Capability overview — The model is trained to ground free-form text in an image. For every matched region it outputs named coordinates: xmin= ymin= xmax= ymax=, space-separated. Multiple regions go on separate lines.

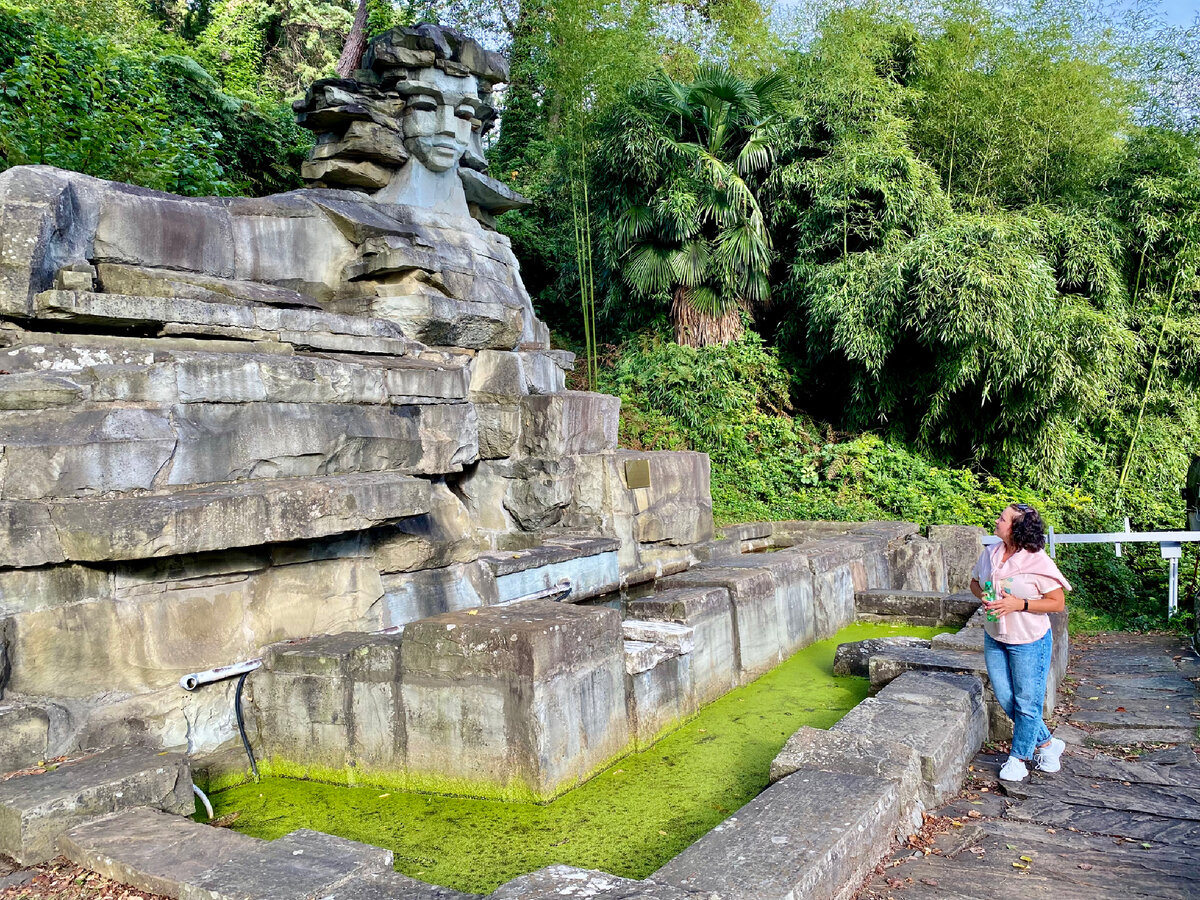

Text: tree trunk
xmin=336 ymin=0 xmax=370 ymax=78
xmin=671 ymin=288 xmax=742 ymax=348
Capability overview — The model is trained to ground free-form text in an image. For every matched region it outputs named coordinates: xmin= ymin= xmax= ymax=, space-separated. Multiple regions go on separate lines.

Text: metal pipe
xmin=496 ymin=578 xmax=573 ymax=607
xmin=193 ymin=784 xmax=214 ymax=820
xmin=180 ymin=659 xmax=262 ymax=692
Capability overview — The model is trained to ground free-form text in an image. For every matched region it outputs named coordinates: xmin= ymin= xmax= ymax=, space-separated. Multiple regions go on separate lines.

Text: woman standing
xmin=969 ymin=503 xmax=1071 ymax=782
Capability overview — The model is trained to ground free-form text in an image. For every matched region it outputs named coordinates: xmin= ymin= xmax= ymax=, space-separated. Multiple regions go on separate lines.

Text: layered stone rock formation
xmin=0 ymin=25 xmax=710 ymax=764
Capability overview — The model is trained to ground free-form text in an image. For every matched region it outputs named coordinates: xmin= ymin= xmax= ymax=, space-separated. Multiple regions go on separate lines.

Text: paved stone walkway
xmin=856 ymin=633 xmax=1200 ymax=900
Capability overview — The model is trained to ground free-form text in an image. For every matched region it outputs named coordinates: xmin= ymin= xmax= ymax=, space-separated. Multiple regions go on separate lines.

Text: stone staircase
xmin=0 ymin=748 xmax=192 ymax=865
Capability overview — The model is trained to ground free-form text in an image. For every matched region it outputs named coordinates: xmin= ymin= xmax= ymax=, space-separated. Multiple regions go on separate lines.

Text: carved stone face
xmin=398 ymin=69 xmax=480 ymax=173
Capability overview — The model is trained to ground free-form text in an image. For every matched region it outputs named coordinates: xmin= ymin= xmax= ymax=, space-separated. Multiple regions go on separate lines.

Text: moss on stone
xmin=209 ymin=623 xmax=947 ymax=894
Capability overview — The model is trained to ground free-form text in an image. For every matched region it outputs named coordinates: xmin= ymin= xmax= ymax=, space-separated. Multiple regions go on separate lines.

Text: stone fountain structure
xmin=0 ymin=24 xmax=711 ymax=781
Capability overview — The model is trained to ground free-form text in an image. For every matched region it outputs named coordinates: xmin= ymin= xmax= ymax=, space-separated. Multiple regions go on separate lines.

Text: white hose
xmin=179 ymin=658 xmax=262 ymax=692
xmin=193 ymin=784 xmax=214 ymax=820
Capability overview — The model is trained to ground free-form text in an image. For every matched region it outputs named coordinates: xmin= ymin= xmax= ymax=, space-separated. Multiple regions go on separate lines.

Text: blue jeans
xmin=984 ymin=630 xmax=1052 ymax=760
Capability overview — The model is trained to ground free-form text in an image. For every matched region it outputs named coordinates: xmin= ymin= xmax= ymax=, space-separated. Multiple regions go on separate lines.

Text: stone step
xmin=178 ymin=828 xmax=393 ymax=900
xmin=654 ymin=769 xmax=900 ymax=900
xmin=34 ymin=290 xmax=423 ymax=357
xmin=0 ymin=472 xmax=431 ymax=566
xmin=60 ymin=808 xmax=261 ymax=898
xmin=0 ymin=749 xmax=193 ymax=864
xmin=855 ymin=588 xmax=979 ymax=625
xmin=834 ymin=672 xmax=987 ymax=807
xmin=868 ymin=645 xmax=990 ymax=691
xmin=832 ymin=636 xmax=930 ymax=677
xmin=65 ymin=810 xmax=403 ymax=900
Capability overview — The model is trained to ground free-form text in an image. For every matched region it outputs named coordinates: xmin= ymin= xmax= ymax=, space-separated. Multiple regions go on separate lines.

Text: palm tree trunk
xmin=671 ymin=288 xmax=742 ymax=348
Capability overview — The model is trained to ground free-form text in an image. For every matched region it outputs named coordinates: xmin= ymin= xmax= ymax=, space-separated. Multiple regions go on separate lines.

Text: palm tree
xmin=595 ymin=65 xmax=789 ymax=347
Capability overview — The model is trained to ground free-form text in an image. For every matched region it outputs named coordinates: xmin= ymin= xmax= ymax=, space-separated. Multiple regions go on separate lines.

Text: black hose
xmin=235 ymin=670 xmax=260 ymax=782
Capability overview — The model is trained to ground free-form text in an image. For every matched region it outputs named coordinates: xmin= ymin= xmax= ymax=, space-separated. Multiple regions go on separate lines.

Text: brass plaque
xmin=625 ymin=458 xmax=652 ymax=489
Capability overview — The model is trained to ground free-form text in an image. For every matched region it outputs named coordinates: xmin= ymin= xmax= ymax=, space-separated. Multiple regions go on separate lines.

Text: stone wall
xmin=244 ymin=518 xmax=969 ymax=800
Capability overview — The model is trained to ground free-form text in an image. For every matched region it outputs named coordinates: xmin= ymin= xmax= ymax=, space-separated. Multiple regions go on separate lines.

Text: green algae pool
xmin=210 ymin=622 xmax=949 ymax=893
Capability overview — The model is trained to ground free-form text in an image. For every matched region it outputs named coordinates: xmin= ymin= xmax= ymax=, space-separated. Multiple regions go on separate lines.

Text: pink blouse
xmin=972 ymin=544 xmax=1071 ymax=645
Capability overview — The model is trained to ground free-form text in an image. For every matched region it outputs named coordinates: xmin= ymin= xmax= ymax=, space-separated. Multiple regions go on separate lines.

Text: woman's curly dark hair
xmin=1009 ymin=503 xmax=1047 ymax=552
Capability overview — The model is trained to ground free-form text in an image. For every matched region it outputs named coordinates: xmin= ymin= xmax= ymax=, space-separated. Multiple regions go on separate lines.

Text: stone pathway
xmin=856 ymin=633 xmax=1200 ymax=900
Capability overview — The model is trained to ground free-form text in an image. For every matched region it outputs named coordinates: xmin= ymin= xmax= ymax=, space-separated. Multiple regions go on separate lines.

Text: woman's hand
xmin=985 ymin=587 xmax=1023 ymax=618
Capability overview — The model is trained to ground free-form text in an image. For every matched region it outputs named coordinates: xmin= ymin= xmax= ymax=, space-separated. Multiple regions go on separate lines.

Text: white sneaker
xmin=1034 ymin=737 xmax=1066 ymax=773
xmin=999 ymin=756 xmax=1029 ymax=782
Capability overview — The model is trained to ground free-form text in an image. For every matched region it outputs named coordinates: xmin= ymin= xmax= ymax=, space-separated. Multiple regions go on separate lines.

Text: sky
xmin=1156 ymin=0 xmax=1198 ymax=26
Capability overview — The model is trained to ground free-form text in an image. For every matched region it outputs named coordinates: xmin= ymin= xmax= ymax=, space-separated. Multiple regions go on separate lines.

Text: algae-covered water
xmin=209 ymin=622 xmax=949 ymax=893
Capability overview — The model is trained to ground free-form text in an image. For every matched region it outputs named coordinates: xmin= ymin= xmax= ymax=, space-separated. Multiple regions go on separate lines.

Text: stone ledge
xmin=0 ymin=473 xmax=431 ymax=566
xmin=655 ymin=769 xmax=900 ymax=900
xmin=34 ymin=290 xmax=424 ymax=357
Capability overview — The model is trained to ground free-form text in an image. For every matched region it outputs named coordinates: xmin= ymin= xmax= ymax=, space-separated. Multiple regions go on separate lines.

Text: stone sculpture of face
xmin=399 ymin=68 xmax=480 ymax=173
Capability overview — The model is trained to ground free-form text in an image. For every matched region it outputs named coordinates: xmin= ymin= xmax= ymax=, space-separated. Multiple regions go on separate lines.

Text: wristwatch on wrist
xmin=1022 ymin=599 xmax=1029 ymax=612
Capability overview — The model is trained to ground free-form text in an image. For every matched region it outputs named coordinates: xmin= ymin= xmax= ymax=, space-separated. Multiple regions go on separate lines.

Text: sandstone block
xmin=59 ymin=808 xmax=262 ymax=900
xmin=656 ymin=567 xmax=781 ymax=682
xmin=230 ymin=198 xmax=357 ymax=302
xmin=701 ymin=551 xmax=816 ymax=656
xmin=0 ymin=473 xmax=430 ymax=567
xmin=469 ymin=349 xmax=527 ymax=400
xmin=312 ymin=121 xmax=410 ymax=167
xmin=0 ymin=703 xmax=49 ymax=774
xmin=890 ymin=535 xmax=948 ymax=591
xmin=832 ymin=698 xmax=973 ymax=808
xmin=492 ymin=866 xmax=698 ymax=900
xmin=0 ymin=373 xmax=82 ymax=409
xmin=401 ymin=600 xmax=628 ymax=800
xmin=168 ymin=401 xmax=478 ymax=485
xmin=516 ymin=351 xmax=566 ymax=394
xmin=519 ymin=391 xmax=618 ymax=458
xmin=621 ymin=619 xmax=694 ymax=655
xmin=379 ymin=560 xmax=498 ymax=627
xmin=255 ymin=632 xmax=405 ymax=773
xmin=0 ymin=748 xmax=192 ymax=864
xmin=0 ymin=407 xmax=176 ymax=499
xmin=627 ymin=650 xmax=695 ymax=748
xmin=855 ymin=588 xmax=945 ymax=624
xmin=927 ymin=524 xmax=986 ymax=592
xmin=302 ymin=158 xmax=394 ymax=190
xmin=475 ymin=402 xmax=521 ymax=458
xmin=488 ymin=543 xmax=620 ymax=604
xmin=8 ymin=547 xmax=385 ymax=697
xmin=35 ymin=291 xmax=421 ymax=357
xmin=629 ymin=587 xmax=736 ymax=706
xmin=0 ymin=167 xmax=94 ymax=317
xmin=868 ymin=645 xmax=989 ymax=692
xmin=796 ymin=540 xmax=861 ymax=639
xmin=369 ymin=290 xmax=524 ymax=350
xmin=832 ymin=636 xmax=932 ymax=677
xmin=177 ymin=829 xmax=392 ymax=900
xmin=769 ymin=726 xmax=924 ymax=832
xmin=95 ymin=263 xmax=320 ymax=309
xmin=655 ymin=769 xmax=899 ymax=900
xmin=370 ymin=482 xmax=476 ymax=574
xmin=93 ymin=187 xmax=235 ymax=277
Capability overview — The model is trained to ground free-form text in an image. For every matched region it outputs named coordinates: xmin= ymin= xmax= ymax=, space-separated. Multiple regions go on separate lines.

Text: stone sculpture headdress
xmin=292 ymin=25 xmax=525 ymax=223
